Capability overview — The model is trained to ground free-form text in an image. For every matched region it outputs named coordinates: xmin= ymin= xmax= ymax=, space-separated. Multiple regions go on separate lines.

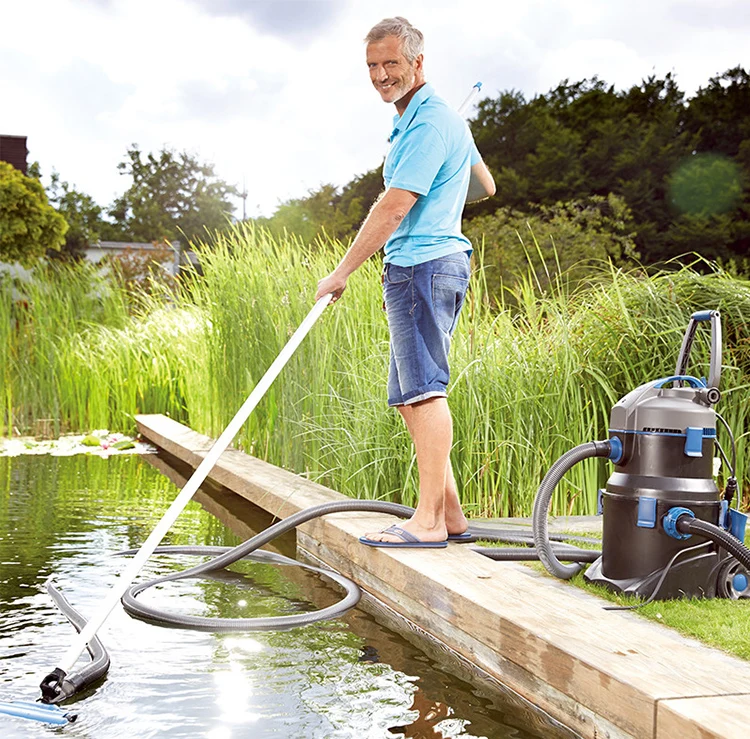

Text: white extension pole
xmin=457 ymin=82 xmax=482 ymax=118
xmin=55 ymin=294 xmax=332 ymax=675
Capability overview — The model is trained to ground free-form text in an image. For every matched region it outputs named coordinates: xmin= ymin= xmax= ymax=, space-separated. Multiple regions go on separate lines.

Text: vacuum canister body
xmin=585 ymin=381 xmax=721 ymax=598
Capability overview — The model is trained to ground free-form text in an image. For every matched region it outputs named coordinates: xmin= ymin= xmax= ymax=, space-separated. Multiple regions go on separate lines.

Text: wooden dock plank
xmin=137 ymin=414 xmax=750 ymax=739
xmin=656 ymin=694 xmax=750 ymax=738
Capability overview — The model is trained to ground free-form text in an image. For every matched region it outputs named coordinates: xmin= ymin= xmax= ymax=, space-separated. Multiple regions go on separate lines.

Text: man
xmin=315 ymin=17 xmax=495 ymax=548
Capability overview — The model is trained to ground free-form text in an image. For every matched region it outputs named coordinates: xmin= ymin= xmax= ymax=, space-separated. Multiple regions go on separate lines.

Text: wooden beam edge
xmin=137 ymin=414 xmax=750 ymax=739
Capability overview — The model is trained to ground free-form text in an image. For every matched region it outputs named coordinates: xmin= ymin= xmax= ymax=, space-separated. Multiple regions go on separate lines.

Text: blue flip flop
xmin=447 ymin=532 xmax=473 ymax=542
xmin=360 ymin=524 xmax=448 ymax=549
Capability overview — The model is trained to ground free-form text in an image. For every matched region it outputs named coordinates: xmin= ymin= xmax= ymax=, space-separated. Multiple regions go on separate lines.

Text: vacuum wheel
xmin=716 ymin=560 xmax=750 ymax=599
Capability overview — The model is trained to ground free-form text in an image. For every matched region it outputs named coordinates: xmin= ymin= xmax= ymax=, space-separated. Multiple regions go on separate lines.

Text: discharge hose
xmin=470 ymin=547 xmax=600 ymax=562
xmin=532 ymin=441 xmax=613 ymax=579
xmin=121 ymin=502 xmax=603 ymax=631
xmin=676 ymin=516 xmax=750 ymax=571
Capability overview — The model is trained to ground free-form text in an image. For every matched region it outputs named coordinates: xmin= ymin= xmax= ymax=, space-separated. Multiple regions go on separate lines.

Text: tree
xmin=46 ymin=172 xmax=104 ymax=260
xmin=108 ymin=145 xmax=238 ymax=245
xmin=464 ymin=69 xmax=750 ymax=266
xmin=685 ymin=67 xmax=750 ymax=158
xmin=257 ymin=184 xmax=348 ymax=243
xmin=463 ymin=194 xmax=639 ymax=303
xmin=0 ymin=161 xmax=67 ymax=266
xmin=256 ymin=166 xmax=385 ymax=245
xmin=257 ymin=181 xmax=374 ymax=244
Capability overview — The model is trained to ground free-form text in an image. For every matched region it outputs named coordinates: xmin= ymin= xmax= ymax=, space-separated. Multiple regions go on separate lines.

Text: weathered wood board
xmin=137 ymin=414 xmax=750 ymax=739
xmin=657 ymin=694 xmax=750 ymax=739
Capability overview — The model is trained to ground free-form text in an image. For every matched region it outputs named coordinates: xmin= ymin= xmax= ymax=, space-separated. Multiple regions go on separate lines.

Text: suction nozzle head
xmin=39 ymin=667 xmax=67 ymax=704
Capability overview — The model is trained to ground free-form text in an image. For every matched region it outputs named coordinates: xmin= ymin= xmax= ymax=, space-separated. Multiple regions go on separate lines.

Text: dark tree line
xmin=467 ymin=67 xmax=750 ymax=266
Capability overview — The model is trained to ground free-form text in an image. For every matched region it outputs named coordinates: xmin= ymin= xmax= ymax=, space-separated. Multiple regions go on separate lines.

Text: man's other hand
xmin=466 ymin=161 xmax=496 ymax=203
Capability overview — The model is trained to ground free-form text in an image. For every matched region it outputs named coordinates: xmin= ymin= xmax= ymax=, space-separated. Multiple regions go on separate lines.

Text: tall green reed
xmin=12 ymin=262 xmax=131 ymax=434
xmin=7 ymin=262 xmax=202 ymax=435
xmin=5 ymin=228 xmax=750 ymax=517
xmin=0 ymin=275 xmax=13 ymax=436
xmin=184 ymin=227 xmax=750 ymax=516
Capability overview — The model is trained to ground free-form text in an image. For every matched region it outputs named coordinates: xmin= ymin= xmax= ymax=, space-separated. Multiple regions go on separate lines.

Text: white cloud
xmin=0 ymin=0 xmax=745 ymax=219
xmin=537 ymin=38 xmax=655 ymax=92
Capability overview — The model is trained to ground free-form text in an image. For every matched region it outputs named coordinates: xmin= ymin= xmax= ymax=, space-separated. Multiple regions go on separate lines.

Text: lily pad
xmin=81 ymin=435 xmax=102 ymax=447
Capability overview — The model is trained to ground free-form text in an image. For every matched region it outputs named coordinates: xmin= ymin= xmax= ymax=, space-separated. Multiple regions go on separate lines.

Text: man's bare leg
xmin=365 ymin=397 xmax=467 ymax=543
xmin=400 ymin=401 xmax=469 ymax=535
xmin=443 ymin=457 xmax=469 ymax=536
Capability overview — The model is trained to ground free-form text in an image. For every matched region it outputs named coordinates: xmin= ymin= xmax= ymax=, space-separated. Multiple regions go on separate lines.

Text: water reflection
xmin=0 ymin=454 xmax=577 ymax=738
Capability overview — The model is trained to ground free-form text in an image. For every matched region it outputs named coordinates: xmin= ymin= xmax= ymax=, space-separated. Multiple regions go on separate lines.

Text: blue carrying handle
xmin=653 ymin=375 xmax=706 ymax=389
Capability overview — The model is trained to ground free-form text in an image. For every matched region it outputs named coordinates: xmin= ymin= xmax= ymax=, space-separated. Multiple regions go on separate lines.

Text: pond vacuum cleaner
xmin=532 ymin=310 xmax=750 ymax=601
xmin=4 ymin=307 xmax=749 ymax=729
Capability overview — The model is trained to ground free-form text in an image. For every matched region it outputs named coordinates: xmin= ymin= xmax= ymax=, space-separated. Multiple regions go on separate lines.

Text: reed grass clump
xmin=4 ymin=227 xmax=750 ymax=517
xmin=0 ymin=275 xmax=13 ymax=436
xmin=4 ymin=262 xmax=204 ymax=435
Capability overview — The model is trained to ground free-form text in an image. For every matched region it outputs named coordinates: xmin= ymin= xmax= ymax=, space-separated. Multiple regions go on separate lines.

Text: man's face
xmin=366 ymin=36 xmax=422 ymax=105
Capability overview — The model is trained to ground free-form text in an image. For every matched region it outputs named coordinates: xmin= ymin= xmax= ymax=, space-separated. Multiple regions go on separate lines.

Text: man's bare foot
xmin=445 ymin=510 xmax=469 ymax=537
xmin=363 ymin=518 xmax=447 ymax=544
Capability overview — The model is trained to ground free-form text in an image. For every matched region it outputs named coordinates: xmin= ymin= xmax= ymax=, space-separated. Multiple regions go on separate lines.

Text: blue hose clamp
xmin=663 ymin=507 xmax=695 ymax=540
xmin=607 ymin=437 xmax=623 ymax=464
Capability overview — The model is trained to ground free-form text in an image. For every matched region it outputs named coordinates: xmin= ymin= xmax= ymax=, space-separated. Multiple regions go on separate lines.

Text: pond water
xmin=0 ymin=453 xmax=578 ymax=739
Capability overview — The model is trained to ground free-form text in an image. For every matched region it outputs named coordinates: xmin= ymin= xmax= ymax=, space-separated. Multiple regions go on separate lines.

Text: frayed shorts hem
xmin=388 ymin=388 xmax=447 ymax=408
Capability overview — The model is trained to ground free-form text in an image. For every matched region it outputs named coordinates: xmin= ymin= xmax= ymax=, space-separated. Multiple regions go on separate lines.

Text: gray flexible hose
xmin=679 ymin=517 xmax=750 ymax=570
xmin=44 ymin=583 xmax=110 ymax=703
xmin=532 ymin=441 xmax=612 ymax=579
xmin=465 ymin=526 xmax=601 ymax=545
xmin=469 ymin=547 xmax=601 ymax=562
xmin=123 ymin=548 xmax=362 ymax=632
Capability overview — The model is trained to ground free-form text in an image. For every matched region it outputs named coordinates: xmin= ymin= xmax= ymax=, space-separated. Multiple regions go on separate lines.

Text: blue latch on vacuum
xmin=684 ymin=426 xmax=703 ymax=457
xmin=637 ymin=497 xmax=657 ymax=528
xmin=597 ymin=489 xmax=604 ymax=515
xmin=719 ymin=500 xmax=729 ymax=530
xmin=729 ymin=509 xmax=748 ymax=543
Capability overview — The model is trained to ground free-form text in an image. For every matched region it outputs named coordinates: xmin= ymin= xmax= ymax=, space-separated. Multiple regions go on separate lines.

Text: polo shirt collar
xmin=389 ymin=83 xmax=434 ymax=141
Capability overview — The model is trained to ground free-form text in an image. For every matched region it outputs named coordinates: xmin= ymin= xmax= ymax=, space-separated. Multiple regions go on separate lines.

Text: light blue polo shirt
xmin=383 ymin=83 xmax=480 ymax=266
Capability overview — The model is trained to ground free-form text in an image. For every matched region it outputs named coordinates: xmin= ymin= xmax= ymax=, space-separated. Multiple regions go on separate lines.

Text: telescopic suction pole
xmin=39 ymin=295 xmax=332 ymax=704
xmin=457 ymin=82 xmax=482 ymax=117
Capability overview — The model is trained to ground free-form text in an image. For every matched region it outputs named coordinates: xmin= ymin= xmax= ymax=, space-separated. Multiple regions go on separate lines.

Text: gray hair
xmin=365 ymin=17 xmax=424 ymax=62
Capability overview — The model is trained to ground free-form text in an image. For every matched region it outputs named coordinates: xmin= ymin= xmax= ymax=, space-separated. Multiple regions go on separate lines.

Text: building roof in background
xmin=96 ymin=241 xmax=177 ymax=251
xmin=0 ymin=135 xmax=29 ymax=175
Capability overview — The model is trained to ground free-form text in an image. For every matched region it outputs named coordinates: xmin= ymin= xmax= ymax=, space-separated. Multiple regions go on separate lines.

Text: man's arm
xmin=466 ymin=161 xmax=496 ymax=203
xmin=315 ymin=187 xmax=418 ymax=302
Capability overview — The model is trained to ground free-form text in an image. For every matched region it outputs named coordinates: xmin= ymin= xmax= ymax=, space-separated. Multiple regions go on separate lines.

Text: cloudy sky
xmin=1 ymin=0 xmax=746 ymax=219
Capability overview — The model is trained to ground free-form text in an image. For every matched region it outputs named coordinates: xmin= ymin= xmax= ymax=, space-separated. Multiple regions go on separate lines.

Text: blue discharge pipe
xmin=0 ymin=700 xmax=76 ymax=725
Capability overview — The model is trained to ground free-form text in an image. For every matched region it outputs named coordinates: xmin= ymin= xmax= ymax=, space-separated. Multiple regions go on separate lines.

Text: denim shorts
xmin=383 ymin=251 xmax=471 ymax=407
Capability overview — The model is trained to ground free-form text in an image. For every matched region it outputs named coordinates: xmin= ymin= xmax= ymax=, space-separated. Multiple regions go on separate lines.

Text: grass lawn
xmin=476 ymin=529 xmax=750 ymax=661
